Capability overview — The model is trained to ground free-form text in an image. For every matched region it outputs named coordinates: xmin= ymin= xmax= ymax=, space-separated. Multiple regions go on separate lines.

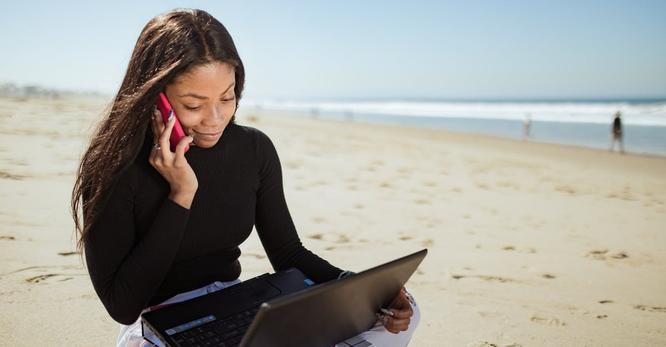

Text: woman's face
xmin=164 ymin=61 xmax=237 ymax=148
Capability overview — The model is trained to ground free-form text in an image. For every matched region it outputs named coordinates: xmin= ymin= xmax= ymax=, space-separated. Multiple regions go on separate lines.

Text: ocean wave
xmin=244 ymin=100 xmax=666 ymax=126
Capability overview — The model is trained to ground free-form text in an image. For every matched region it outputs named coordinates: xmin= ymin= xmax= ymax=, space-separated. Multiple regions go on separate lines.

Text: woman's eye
xmin=222 ymin=97 xmax=236 ymax=102
xmin=184 ymin=106 xmax=201 ymax=111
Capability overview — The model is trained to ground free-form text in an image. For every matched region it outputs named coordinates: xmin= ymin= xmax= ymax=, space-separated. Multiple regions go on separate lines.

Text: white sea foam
xmin=243 ymin=100 xmax=666 ymax=126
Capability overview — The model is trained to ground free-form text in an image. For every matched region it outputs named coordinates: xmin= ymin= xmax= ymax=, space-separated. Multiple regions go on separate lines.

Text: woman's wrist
xmin=168 ymin=189 xmax=196 ymax=209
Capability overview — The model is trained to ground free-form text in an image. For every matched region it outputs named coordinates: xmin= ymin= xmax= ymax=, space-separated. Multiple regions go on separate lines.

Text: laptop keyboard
xmin=170 ymin=305 xmax=260 ymax=347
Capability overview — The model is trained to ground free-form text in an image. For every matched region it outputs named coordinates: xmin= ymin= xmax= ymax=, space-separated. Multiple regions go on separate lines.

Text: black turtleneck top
xmin=84 ymin=123 xmax=343 ymax=325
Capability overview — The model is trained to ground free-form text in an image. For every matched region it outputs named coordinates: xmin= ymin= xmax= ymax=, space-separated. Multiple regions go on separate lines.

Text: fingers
xmin=388 ymin=306 xmax=413 ymax=319
xmin=159 ymin=111 xmax=176 ymax=157
xmin=382 ymin=315 xmax=411 ymax=333
xmin=388 ymin=290 xmax=411 ymax=312
xmin=149 ymin=108 xmax=161 ymax=166
xmin=151 ymin=107 xmax=164 ymax=141
xmin=381 ymin=289 xmax=414 ymax=333
xmin=174 ymin=136 xmax=194 ymax=162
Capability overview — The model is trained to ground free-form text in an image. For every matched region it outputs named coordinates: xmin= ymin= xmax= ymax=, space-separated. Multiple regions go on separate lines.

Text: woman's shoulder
xmin=232 ymin=123 xmax=270 ymax=141
xmin=231 ymin=123 xmax=275 ymax=150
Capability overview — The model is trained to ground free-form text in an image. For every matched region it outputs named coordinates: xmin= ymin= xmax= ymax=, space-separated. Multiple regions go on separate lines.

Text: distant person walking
xmin=523 ymin=113 xmax=532 ymax=141
xmin=609 ymin=111 xmax=624 ymax=153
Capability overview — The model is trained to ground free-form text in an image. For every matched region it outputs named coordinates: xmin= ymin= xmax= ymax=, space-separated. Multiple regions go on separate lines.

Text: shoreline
xmin=248 ymin=109 xmax=666 ymax=158
xmin=251 ymin=109 xmax=666 ymax=163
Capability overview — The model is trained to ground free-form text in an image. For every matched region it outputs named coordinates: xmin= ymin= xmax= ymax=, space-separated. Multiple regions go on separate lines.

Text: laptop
xmin=142 ymin=249 xmax=427 ymax=347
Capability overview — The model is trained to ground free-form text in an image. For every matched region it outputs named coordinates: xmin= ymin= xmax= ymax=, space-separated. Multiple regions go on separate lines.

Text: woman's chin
xmin=192 ymin=132 xmax=223 ymax=148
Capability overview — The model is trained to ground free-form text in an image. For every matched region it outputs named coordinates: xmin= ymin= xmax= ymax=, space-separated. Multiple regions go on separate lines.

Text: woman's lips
xmin=193 ymin=129 xmax=223 ymax=140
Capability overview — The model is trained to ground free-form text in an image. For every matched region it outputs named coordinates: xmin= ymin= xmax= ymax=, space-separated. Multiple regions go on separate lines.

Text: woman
xmin=71 ymin=8 xmax=419 ymax=346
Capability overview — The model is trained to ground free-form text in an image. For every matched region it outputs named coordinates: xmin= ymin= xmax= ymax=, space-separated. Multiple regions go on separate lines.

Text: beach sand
xmin=1 ymin=96 xmax=665 ymax=346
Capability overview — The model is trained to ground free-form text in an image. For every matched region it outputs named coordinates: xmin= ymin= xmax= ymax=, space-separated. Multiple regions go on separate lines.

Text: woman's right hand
xmin=149 ymin=107 xmax=198 ymax=209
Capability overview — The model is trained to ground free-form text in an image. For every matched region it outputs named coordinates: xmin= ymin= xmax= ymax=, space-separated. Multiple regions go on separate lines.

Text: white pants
xmin=116 ymin=279 xmax=420 ymax=347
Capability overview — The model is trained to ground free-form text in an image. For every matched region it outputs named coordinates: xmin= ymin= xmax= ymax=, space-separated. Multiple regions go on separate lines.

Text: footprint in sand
xmin=586 ymin=249 xmax=629 ymax=261
xmin=633 ymin=305 xmax=666 ymax=313
xmin=245 ymin=115 xmax=259 ymax=123
xmin=530 ymin=314 xmax=566 ymax=326
xmin=25 ymin=273 xmax=74 ymax=284
xmin=243 ymin=253 xmax=266 ymax=259
xmin=554 ymin=185 xmax=576 ymax=195
xmin=421 ymin=239 xmax=434 ymax=247
xmin=57 ymin=251 xmax=81 ymax=256
xmin=0 ymin=171 xmax=25 ymax=180
xmin=469 ymin=342 xmax=522 ymax=347
xmin=542 ymin=273 xmax=556 ymax=279
xmin=598 ymin=300 xmax=614 ymax=304
xmin=586 ymin=249 xmax=609 ymax=260
xmin=469 ymin=342 xmax=499 ymax=347
xmin=312 ymin=216 xmax=326 ymax=224
xmin=478 ymin=275 xmax=516 ymax=283
xmin=495 ymin=180 xmax=520 ymax=190
xmin=398 ymin=235 xmax=413 ymax=241
xmin=475 ymin=182 xmax=490 ymax=190
xmin=308 ymin=233 xmax=324 ymax=240
xmin=1 ymin=235 xmax=16 ymax=241
xmin=505 ymin=245 xmax=537 ymax=254
xmin=336 ymin=234 xmax=351 ymax=244
xmin=451 ymin=274 xmax=516 ymax=283
xmin=610 ymin=252 xmax=629 ymax=259
xmin=284 ymin=160 xmax=302 ymax=170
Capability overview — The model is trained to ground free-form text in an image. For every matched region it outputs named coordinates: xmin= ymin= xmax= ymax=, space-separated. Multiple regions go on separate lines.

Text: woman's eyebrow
xmin=177 ymin=82 xmax=235 ymax=99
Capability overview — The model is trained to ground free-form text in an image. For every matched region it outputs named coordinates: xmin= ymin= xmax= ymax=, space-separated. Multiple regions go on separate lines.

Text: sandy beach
xmin=1 ymin=95 xmax=665 ymax=346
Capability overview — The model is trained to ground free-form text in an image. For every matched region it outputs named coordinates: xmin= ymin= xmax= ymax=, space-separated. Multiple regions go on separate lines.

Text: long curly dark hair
xmin=71 ymin=8 xmax=245 ymax=254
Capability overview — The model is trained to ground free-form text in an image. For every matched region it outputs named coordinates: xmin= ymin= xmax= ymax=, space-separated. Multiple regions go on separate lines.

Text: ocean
xmin=243 ymin=99 xmax=666 ymax=157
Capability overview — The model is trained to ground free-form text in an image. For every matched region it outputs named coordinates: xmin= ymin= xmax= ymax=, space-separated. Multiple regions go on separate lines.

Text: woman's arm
xmin=84 ymin=165 xmax=190 ymax=325
xmin=253 ymin=130 xmax=343 ymax=283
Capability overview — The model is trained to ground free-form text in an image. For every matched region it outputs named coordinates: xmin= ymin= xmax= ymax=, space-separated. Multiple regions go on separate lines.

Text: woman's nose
xmin=204 ymin=103 xmax=225 ymax=123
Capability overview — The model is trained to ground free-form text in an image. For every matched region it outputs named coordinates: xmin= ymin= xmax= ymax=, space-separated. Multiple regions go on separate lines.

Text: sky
xmin=1 ymin=0 xmax=665 ymax=100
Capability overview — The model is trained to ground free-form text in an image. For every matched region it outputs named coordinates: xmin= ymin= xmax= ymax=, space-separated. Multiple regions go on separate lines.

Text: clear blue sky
xmin=1 ymin=0 xmax=665 ymax=100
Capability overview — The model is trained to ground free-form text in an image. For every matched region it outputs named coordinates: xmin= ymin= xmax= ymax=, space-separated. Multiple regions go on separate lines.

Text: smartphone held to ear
xmin=155 ymin=92 xmax=190 ymax=153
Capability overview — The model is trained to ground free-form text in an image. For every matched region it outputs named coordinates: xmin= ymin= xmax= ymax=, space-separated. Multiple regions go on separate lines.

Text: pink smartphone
xmin=155 ymin=92 xmax=189 ymax=153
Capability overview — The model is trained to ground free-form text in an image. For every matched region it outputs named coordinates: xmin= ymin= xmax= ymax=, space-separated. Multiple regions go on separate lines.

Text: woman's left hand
xmin=381 ymin=287 xmax=414 ymax=334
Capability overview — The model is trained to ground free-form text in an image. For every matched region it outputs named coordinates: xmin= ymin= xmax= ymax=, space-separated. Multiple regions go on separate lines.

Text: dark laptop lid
xmin=239 ymin=249 xmax=428 ymax=347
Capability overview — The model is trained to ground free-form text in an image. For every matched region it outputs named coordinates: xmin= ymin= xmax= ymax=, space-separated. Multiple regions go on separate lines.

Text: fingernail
xmin=168 ymin=110 xmax=174 ymax=122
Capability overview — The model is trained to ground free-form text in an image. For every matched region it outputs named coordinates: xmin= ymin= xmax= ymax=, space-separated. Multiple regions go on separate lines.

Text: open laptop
xmin=142 ymin=249 xmax=427 ymax=347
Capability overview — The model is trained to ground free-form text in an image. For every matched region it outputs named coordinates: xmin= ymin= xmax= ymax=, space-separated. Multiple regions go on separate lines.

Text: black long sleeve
xmin=84 ymin=123 xmax=342 ymax=325
xmin=253 ymin=129 xmax=342 ymax=283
